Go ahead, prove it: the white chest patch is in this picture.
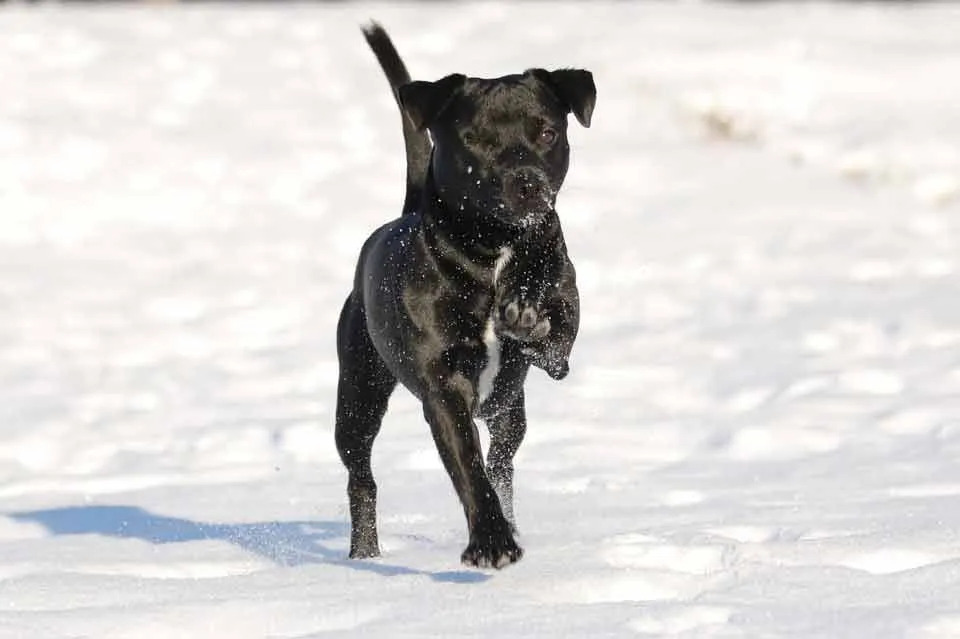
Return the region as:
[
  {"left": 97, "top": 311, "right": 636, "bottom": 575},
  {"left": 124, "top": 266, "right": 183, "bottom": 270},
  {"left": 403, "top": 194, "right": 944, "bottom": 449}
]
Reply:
[
  {"left": 492, "top": 246, "right": 513, "bottom": 283},
  {"left": 477, "top": 247, "right": 513, "bottom": 404}
]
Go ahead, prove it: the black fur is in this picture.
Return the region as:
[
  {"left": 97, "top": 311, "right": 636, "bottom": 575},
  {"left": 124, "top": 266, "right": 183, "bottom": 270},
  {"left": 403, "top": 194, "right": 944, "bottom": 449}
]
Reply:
[{"left": 336, "top": 22, "right": 595, "bottom": 568}]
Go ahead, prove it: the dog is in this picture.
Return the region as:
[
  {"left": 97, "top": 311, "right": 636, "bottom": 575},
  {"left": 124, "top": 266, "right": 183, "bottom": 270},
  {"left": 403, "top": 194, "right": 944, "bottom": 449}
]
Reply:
[{"left": 335, "top": 22, "right": 595, "bottom": 569}]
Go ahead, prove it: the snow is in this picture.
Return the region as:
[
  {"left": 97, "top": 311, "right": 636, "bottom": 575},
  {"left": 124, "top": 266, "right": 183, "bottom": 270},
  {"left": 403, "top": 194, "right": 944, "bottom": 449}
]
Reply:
[{"left": 2, "top": 1, "right": 960, "bottom": 637}]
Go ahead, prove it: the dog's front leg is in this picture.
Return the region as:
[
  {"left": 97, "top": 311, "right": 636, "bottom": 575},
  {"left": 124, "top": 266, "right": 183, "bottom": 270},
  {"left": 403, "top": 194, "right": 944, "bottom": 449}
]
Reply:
[
  {"left": 422, "top": 374, "right": 523, "bottom": 569},
  {"left": 498, "top": 246, "right": 579, "bottom": 380},
  {"left": 519, "top": 282, "right": 578, "bottom": 380}
]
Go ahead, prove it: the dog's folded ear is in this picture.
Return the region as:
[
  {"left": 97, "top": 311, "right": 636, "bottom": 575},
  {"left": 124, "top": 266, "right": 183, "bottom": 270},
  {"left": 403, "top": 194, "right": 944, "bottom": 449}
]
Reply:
[
  {"left": 398, "top": 73, "right": 466, "bottom": 131},
  {"left": 531, "top": 69, "right": 596, "bottom": 128}
]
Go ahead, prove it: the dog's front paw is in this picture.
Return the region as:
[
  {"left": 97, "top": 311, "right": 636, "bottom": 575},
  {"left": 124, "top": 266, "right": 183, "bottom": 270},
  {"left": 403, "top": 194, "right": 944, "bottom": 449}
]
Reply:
[
  {"left": 521, "top": 345, "right": 570, "bottom": 380},
  {"left": 496, "top": 299, "right": 550, "bottom": 342},
  {"left": 461, "top": 524, "right": 523, "bottom": 569}
]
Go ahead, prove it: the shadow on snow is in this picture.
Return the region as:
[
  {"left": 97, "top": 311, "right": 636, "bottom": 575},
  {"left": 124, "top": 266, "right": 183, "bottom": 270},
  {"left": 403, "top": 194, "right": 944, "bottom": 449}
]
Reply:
[{"left": 9, "top": 504, "right": 488, "bottom": 584}]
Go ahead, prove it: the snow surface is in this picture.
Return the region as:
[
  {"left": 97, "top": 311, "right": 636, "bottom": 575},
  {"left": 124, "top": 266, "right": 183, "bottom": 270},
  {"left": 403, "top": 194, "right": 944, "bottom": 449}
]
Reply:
[{"left": 2, "top": 2, "right": 960, "bottom": 637}]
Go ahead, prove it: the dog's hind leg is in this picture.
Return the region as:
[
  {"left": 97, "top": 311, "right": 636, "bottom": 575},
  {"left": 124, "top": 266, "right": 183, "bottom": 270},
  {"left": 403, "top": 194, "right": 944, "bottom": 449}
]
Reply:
[
  {"left": 335, "top": 294, "right": 397, "bottom": 559},
  {"left": 485, "top": 392, "right": 527, "bottom": 530}
]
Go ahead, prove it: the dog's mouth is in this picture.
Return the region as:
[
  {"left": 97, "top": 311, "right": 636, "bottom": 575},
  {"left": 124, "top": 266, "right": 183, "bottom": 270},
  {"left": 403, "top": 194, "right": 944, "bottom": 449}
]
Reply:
[
  {"left": 498, "top": 169, "right": 556, "bottom": 226},
  {"left": 495, "top": 197, "right": 553, "bottom": 229},
  {"left": 444, "top": 167, "right": 556, "bottom": 229}
]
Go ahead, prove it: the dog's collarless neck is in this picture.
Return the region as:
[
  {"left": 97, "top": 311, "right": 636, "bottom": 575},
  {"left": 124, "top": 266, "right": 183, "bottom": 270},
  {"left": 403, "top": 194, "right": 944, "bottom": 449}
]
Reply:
[{"left": 420, "top": 180, "right": 519, "bottom": 260}]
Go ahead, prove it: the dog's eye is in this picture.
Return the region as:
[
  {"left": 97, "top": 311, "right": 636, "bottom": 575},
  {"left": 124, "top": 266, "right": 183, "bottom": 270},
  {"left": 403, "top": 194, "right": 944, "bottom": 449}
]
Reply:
[{"left": 538, "top": 127, "right": 558, "bottom": 146}]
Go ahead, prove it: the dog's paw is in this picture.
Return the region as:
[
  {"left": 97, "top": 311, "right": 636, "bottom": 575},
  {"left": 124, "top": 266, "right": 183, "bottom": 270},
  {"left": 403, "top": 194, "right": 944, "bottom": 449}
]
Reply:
[
  {"left": 496, "top": 299, "right": 550, "bottom": 342},
  {"left": 348, "top": 544, "right": 381, "bottom": 560},
  {"left": 461, "top": 526, "right": 523, "bottom": 569},
  {"left": 521, "top": 345, "right": 570, "bottom": 380}
]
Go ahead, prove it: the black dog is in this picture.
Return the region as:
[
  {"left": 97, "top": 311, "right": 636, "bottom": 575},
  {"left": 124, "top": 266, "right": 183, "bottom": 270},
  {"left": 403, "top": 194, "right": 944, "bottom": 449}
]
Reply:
[{"left": 335, "top": 22, "right": 595, "bottom": 569}]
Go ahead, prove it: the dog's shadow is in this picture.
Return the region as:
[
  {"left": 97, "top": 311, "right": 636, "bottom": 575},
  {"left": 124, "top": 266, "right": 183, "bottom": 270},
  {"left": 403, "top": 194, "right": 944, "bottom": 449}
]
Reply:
[{"left": 8, "top": 505, "right": 488, "bottom": 584}]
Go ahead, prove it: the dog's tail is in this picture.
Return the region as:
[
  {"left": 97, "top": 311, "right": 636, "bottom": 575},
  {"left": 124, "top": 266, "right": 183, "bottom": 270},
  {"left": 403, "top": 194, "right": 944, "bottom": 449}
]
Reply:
[{"left": 362, "top": 22, "right": 431, "bottom": 216}]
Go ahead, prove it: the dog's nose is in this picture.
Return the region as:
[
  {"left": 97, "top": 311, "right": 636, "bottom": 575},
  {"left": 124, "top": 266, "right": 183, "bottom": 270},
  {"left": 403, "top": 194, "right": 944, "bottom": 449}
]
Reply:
[{"left": 505, "top": 169, "right": 549, "bottom": 207}]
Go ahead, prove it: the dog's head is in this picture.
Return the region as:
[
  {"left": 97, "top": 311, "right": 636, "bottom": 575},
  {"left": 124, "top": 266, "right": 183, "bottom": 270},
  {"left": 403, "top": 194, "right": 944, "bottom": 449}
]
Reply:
[{"left": 399, "top": 69, "right": 595, "bottom": 230}]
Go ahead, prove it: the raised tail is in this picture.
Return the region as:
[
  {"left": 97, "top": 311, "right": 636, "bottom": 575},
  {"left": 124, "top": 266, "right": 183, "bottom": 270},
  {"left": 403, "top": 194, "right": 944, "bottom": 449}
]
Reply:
[{"left": 362, "top": 22, "right": 432, "bottom": 216}]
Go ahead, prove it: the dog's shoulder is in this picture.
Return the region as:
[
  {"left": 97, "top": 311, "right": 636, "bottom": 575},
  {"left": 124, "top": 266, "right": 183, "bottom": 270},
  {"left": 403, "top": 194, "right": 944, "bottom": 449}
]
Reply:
[{"left": 353, "top": 214, "right": 423, "bottom": 289}]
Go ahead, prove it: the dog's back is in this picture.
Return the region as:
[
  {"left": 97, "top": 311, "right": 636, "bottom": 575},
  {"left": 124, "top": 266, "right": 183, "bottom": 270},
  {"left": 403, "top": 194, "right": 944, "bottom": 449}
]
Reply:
[{"left": 362, "top": 22, "right": 431, "bottom": 216}]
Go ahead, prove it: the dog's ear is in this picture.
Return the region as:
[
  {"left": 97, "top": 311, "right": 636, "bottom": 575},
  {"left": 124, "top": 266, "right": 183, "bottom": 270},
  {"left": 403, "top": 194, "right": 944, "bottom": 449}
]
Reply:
[
  {"left": 398, "top": 73, "right": 466, "bottom": 131},
  {"left": 532, "top": 68, "right": 596, "bottom": 128}
]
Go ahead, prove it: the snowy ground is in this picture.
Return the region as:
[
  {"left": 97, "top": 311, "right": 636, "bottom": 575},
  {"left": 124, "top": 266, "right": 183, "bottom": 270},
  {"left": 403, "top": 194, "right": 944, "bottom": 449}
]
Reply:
[{"left": 2, "top": 2, "right": 960, "bottom": 637}]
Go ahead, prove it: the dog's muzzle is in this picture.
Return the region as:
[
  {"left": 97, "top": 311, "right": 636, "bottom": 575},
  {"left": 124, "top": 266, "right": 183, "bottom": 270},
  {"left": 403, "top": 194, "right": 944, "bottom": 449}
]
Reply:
[{"left": 503, "top": 169, "right": 553, "bottom": 215}]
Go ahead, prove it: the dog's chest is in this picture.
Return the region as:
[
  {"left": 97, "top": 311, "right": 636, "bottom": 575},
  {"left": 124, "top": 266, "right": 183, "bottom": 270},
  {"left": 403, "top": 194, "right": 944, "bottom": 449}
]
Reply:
[{"left": 476, "top": 247, "right": 513, "bottom": 405}]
